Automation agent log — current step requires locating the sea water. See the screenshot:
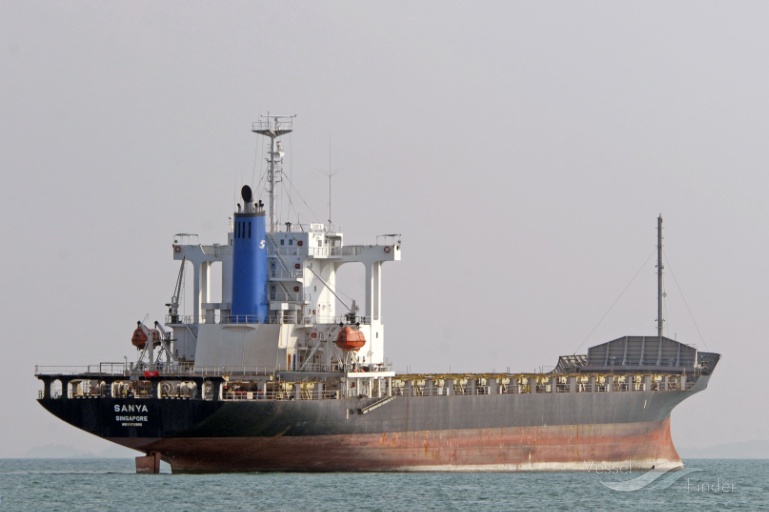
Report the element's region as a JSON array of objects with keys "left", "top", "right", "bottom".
[{"left": 0, "top": 458, "right": 766, "bottom": 511}]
